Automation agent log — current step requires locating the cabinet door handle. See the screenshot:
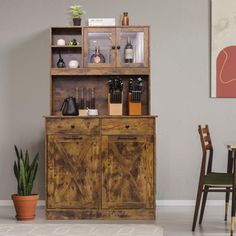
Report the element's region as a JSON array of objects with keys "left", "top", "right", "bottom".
[
  {"left": 117, "top": 45, "right": 120, "bottom": 50},
  {"left": 117, "top": 137, "right": 137, "bottom": 140},
  {"left": 70, "top": 124, "right": 75, "bottom": 129},
  {"left": 125, "top": 125, "right": 130, "bottom": 129},
  {"left": 63, "top": 137, "right": 83, "bottom": 140},
  {"left": 112, "top": 46, "right": 116, "bottom": 50}
]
